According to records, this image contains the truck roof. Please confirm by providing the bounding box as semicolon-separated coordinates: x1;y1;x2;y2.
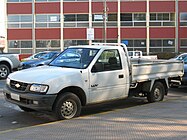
68;43;127;50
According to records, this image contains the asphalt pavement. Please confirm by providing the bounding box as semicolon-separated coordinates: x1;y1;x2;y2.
0;79;5;90
0;79;187;140
0;95;187;140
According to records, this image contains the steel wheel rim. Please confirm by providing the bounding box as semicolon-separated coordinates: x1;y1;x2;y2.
0;67;8;78
61;100;77;119
154;87;161;100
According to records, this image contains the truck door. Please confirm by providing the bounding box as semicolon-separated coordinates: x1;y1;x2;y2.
89;49;127;103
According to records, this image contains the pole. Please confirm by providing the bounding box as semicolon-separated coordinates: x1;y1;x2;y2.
60;0;64;51
103;0;107;43
32;0;36;54
89;0;92;45
175;0;179;53
146;0;150;55
4;0;7;52
117;0;121;45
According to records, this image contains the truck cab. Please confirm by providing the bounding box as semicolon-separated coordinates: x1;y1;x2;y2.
3;43;183;120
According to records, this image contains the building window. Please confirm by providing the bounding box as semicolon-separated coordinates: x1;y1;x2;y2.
36;40;60;48
64;40;89;48
8;15;32;28
121;13;132;21
180;39;187;48
64;0;88;1
121;13;146;27
150;39;175;52
150;40;162;47
64;14;89;27
8;40;32;54
180;13;187;26
92;40;117;44
92;13;117;27
121;39;146;52
36;14;60;28
8;40;32;48
133;13;146;26
150;13;175;26
77;14;89;21
35;40;61;52
134;40;146;47
134;13;146;21
7;0;33;2
36;0;60;1
108;14;117;21
64;15;76;22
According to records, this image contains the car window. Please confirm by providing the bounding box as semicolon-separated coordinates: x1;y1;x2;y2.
40;52;58;60
34;52;47;59
176;54;187;61
183;57;187;63
91;49;122;72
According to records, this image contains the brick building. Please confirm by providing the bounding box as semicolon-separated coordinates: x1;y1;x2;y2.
6;0;187;54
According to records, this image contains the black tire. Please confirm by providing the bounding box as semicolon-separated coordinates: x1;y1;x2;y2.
0;64;10;79
54;92;81;120
19;106;35;112
147;82;165;103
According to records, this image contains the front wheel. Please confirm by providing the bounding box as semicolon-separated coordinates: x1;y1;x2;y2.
0;64;10;79
54;92;81;120
147;82;165;103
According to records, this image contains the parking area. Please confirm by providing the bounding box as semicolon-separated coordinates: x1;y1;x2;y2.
0;85;187;140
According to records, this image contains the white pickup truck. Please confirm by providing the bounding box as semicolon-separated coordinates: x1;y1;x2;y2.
3;43;183;120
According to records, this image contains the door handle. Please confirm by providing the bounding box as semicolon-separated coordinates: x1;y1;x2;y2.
119;74;124;79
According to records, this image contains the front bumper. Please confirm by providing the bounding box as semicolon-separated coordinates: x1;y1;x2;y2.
3;86;57;112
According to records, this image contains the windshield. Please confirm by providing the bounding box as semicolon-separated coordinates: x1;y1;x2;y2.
40;52;58;60
183;57;187;63
175;54;187;60
49;48;99;69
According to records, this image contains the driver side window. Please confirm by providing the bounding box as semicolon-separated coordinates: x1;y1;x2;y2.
91;49;122;72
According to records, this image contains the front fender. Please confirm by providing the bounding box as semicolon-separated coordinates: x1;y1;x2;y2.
45;70;89;96
0;57;13;69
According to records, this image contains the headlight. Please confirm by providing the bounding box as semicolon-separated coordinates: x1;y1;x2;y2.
30;84;48;93
6;78;10;86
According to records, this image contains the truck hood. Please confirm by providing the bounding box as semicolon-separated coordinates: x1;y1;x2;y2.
9;65;83;84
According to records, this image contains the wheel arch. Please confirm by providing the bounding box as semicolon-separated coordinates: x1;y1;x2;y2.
156;79;168;95
142;79;168;95
0;61;12;72
53;86;87;109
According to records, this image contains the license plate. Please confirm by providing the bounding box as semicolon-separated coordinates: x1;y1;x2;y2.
10;93;20;101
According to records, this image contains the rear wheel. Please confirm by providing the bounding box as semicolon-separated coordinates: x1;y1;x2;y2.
147;82;165;103
54;92;81;120
0;64;10;79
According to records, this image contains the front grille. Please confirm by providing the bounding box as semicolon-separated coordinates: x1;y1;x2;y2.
10;80;29;92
